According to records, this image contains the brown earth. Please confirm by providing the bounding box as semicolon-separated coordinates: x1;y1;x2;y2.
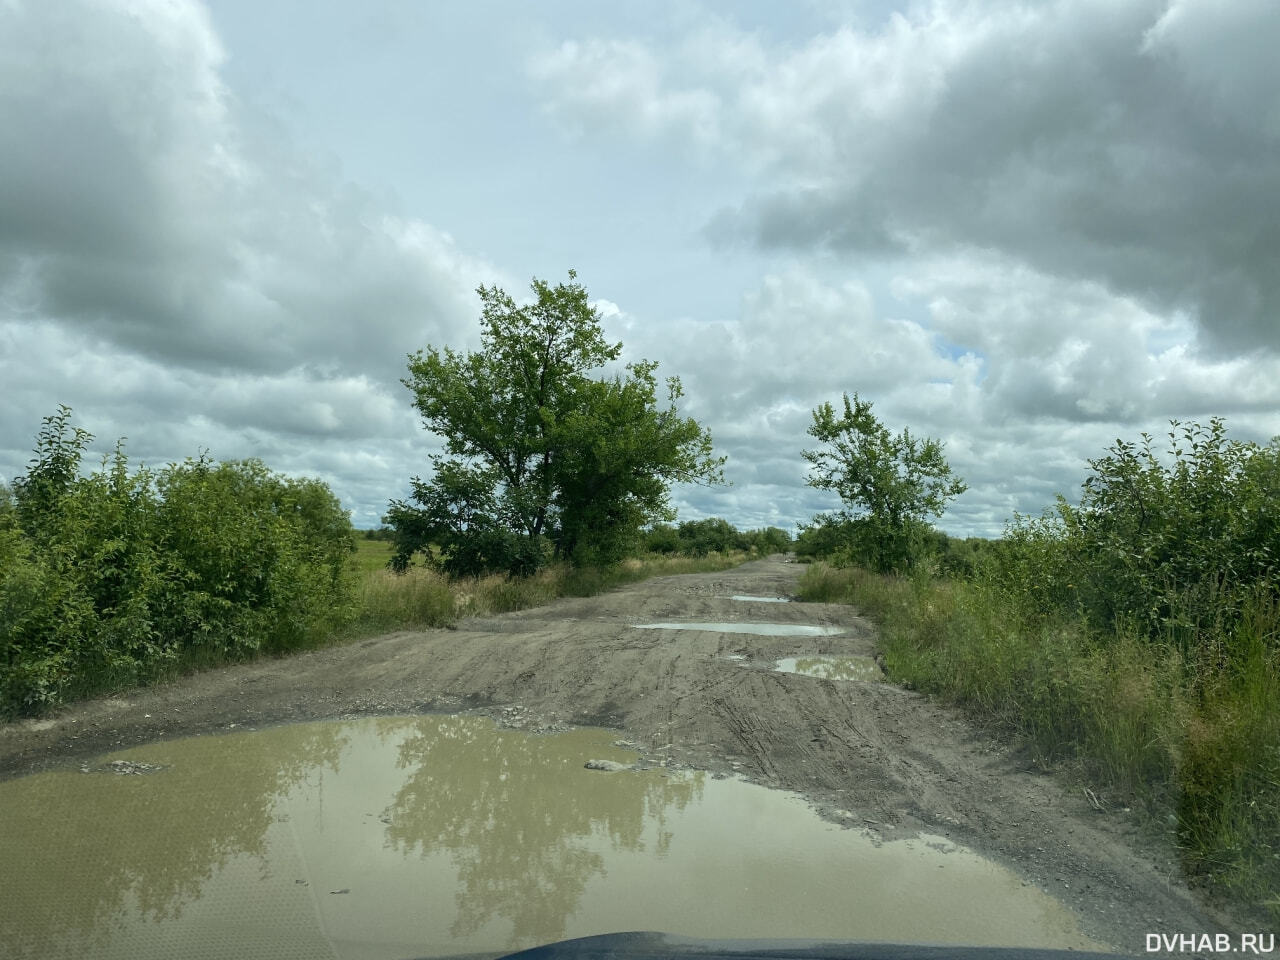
0;556;1243;953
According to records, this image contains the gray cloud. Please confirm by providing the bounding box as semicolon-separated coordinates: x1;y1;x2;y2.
6;0;1278;545
0;0;501;382
533;1;1280;355
0;0;502;518
599;252;1280;537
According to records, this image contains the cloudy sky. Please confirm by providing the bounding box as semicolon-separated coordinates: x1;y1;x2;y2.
2;0;1278;536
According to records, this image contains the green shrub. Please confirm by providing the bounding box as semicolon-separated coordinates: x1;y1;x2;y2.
799;415;1280;920
675;517;743;556
642;523;681;554
794;514;937;573
994;421;1280;654
643;520;789;557
0;408;356;716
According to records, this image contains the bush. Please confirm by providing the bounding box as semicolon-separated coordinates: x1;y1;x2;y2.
643;520;790;557
741;526;793;555
675;517;743;556
799;417;1280;920
0;407;356;715
989;420;1280;657
795;513;936;573
642;523;681;554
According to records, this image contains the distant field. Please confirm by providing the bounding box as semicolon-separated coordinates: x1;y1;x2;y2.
351;537;395;573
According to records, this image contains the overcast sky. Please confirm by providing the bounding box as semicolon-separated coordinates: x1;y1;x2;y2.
2;0;1278;536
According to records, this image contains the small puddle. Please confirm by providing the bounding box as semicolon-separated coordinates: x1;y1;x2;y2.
0;717;1107;958
774;655;884;683
729;595;791;603
634;622;844;636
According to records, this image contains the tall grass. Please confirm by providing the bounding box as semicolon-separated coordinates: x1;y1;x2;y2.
348;543;749;631
799;561;1280;922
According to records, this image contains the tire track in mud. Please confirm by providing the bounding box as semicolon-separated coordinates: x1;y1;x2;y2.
710;689;782;780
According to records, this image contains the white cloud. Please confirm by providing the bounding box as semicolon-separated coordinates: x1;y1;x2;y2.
531;0;1280;355
6;0;1279;544
0;0;506;379
529;38;723;151
0;0;500;519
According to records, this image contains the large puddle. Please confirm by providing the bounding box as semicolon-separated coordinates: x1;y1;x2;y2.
633;622;844;636
729;595;791;603
774;655;883;682
0;717;1107;959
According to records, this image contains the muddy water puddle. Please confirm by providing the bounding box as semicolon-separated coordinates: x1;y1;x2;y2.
773;655;884;682
634;622;844;636
1;716;1106;958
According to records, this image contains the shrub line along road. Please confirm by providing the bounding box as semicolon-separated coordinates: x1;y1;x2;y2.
0;556;1238;949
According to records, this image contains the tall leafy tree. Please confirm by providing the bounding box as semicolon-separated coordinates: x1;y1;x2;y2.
388;272;724;574
802;392;966;572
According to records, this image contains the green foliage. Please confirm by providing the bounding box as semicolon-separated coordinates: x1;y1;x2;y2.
641;519;791;557
793;514;851;562
388;271;724;575
553;361;722;565
802;393;965;573
800;417;1280;920
675;517;741;556
746;525;793;555
642;523;682;554
0;408;356;716
798;513;938;573
924;529;1002;579
10;405;93;540
989;420;1280;654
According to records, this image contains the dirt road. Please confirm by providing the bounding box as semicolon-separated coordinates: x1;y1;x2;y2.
0;556;1237;951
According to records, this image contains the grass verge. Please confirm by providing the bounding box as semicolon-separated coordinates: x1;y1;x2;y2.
797;561;1280;923
6;544;752;718
347;545;752;632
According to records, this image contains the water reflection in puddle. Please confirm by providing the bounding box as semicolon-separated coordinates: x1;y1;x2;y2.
634;622;844;636
729;595;791;603
774;655;883;682
0;717;1106;958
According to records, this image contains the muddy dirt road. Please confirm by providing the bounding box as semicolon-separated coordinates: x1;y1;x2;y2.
0;557;1237;951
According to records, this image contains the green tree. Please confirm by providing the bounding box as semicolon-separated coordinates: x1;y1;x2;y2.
802;392;966;572
389;271;724;575
744;526;793;555
675;517;742;556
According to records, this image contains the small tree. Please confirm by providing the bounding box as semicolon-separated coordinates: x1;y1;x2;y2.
389;271;724;575
998;419;1280;649
802;393;966;572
